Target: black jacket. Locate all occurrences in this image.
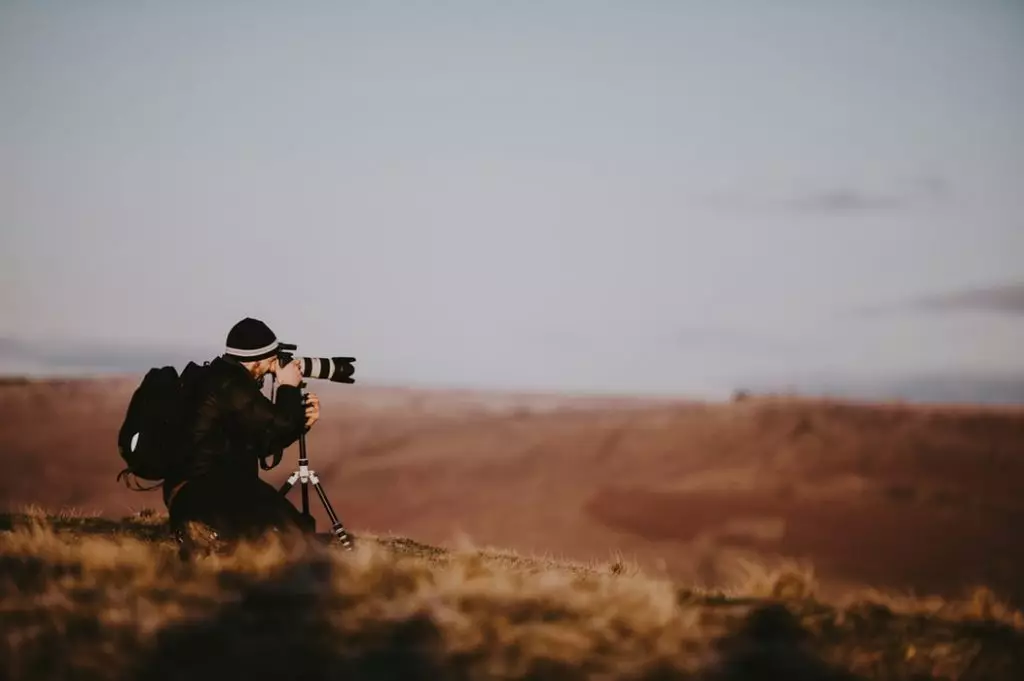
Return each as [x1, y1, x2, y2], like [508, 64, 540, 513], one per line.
[165, 356, 306, 498]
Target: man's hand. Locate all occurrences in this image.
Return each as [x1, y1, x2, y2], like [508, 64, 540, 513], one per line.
[304, 392, 320, 428]
[276, 358, 303, 387]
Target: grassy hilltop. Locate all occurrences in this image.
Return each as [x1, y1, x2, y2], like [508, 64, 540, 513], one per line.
[1, 508, 1022, 681]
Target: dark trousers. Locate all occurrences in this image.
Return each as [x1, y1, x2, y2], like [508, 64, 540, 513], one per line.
[167, 473, 313, 542]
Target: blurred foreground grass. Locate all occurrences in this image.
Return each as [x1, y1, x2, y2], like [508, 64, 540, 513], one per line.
[1, 507, 1023, 680]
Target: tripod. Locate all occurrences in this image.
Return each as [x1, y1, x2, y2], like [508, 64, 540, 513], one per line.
[273, 381, 354, 550]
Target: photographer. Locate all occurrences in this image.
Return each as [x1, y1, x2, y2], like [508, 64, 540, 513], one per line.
[163, 317, 321, 547]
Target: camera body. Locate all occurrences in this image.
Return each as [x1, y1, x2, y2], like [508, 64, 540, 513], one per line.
[276, 342, 357, 384]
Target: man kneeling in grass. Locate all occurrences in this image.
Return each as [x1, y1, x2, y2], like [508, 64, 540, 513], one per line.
[163, 318, 321, 554]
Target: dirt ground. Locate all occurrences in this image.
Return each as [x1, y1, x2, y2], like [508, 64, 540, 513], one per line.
[2, 375, 1023, 606]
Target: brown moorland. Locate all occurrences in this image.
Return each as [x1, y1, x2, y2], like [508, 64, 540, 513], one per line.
[1, 375, 1023, 610]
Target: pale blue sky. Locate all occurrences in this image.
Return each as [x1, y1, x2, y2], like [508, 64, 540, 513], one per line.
[2, 1, 1023, 397]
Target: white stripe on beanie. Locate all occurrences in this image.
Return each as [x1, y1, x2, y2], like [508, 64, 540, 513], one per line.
[225, 340, 279, 358]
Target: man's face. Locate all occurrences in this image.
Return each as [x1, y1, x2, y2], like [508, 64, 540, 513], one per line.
[262, 356, 280, 378]
[248, 356, 279, 380]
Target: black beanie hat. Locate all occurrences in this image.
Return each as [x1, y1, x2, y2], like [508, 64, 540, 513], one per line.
[224, 317, 279, 362]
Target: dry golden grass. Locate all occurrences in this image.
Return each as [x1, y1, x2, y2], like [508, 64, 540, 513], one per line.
[1, 510, 1023, 680]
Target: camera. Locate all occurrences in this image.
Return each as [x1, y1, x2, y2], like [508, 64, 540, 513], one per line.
[275, 342, 356, 384]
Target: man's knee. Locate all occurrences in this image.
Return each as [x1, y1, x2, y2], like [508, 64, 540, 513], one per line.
[263, 499, 314, 534]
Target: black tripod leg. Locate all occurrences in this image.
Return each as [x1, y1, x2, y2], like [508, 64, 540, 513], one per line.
[301, 479, 311, 516]
[278, 472, 317, 536]
[293, 430, 313, 521]
[279, 472, 299, 495]
[309, 471, 354, 550]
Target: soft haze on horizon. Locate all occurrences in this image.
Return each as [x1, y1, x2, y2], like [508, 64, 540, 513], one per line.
[2, 1, 1023, 398]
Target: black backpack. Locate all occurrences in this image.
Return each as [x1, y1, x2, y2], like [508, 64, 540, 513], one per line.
[116, 361, 207, 491]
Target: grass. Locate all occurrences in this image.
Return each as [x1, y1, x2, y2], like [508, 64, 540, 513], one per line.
[1, 509, 1023, 680]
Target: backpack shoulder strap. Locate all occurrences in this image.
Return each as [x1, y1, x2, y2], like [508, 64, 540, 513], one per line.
[116, 468, 163, 491]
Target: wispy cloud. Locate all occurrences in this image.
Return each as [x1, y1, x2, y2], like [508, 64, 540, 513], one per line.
[784, 189, 908, 214]
[910, 282, 1024, 315]
[851, 281, 1024, 319]
[699, 174, 950, 216]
